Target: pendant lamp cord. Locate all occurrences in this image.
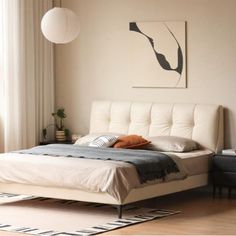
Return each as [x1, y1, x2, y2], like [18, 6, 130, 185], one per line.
[60, 0, 62, 7]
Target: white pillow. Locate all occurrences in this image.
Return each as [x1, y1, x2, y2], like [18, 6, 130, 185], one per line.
[147, 136, 199, 152]
[74, 133, 123, 146]
[89, 135, 118, 148]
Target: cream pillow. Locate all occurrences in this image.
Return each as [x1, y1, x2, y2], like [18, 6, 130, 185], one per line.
[74, 133, 123, 146]
[147, 136, 199, 152]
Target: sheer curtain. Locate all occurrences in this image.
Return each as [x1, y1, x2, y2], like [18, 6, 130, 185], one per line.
[0, 0, 54, 152]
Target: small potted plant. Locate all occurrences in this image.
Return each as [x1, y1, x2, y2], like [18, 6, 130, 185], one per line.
[52, 108, 68, 142]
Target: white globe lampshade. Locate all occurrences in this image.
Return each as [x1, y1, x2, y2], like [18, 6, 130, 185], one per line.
[41, 7, 80, 44]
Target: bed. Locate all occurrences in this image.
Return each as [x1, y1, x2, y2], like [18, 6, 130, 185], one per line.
[0, 101, 224, 218]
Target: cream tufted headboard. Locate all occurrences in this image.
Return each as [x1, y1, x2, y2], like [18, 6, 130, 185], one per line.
[89, 101, 224, 152]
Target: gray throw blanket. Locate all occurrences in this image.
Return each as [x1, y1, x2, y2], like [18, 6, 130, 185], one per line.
[17, 144, 179, 184]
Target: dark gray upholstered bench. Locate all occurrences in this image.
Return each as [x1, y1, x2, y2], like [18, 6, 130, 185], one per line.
[213, 154, 236, 198]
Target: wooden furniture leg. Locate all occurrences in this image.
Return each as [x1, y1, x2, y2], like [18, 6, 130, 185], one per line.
[228, 188, 232, 198]
[213, 185, 216, 198]
[219, 187, 222, 198]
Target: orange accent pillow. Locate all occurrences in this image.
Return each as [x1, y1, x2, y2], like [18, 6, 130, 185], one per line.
[113, 135, 151, 149]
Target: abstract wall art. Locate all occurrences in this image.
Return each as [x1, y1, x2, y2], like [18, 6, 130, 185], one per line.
[129, 21, 186, 88]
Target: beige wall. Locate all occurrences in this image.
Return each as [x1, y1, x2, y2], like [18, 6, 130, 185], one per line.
[55, 0, 236, 148]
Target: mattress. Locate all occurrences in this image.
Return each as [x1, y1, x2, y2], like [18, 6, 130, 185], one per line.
[0, 149, 212, 202]
[172, 149, 214, 176]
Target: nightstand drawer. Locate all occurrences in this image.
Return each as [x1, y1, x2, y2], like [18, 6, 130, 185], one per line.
[214, 155, 236, 172]
[214, 171, 236, 186]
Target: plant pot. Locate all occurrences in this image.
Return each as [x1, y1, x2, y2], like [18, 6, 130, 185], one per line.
[56, 130, 66, 142]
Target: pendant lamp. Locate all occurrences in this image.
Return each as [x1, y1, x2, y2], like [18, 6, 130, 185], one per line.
[41, 7, 80, 44]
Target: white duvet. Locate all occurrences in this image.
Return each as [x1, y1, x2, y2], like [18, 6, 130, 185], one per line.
[0, 152, 186, 202]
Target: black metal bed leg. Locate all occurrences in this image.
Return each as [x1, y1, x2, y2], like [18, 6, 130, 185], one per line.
[117, 205, 123, 219]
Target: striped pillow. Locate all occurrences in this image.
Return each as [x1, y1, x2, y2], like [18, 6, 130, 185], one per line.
[89, 135, 118, 148]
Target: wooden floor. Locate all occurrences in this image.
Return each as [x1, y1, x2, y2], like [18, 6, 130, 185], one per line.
[104, 187, 236, 235]
[1, 187, 236, 235]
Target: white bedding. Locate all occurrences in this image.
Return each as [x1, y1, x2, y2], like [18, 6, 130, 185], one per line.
[169, 149, 213, 176]
[0, 151, 188, 202]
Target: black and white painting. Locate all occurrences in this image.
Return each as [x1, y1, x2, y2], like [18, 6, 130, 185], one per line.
[129, 21, 186, 88]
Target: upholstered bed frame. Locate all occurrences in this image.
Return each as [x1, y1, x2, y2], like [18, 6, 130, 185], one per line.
[0, 101, 224, 218]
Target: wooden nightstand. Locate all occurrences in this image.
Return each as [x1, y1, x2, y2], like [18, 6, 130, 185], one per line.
[213, 154, 236, 198]
[39, 140, 73, 145]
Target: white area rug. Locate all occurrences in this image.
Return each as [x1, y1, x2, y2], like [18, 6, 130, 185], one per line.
[0, 193, 180, 235]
